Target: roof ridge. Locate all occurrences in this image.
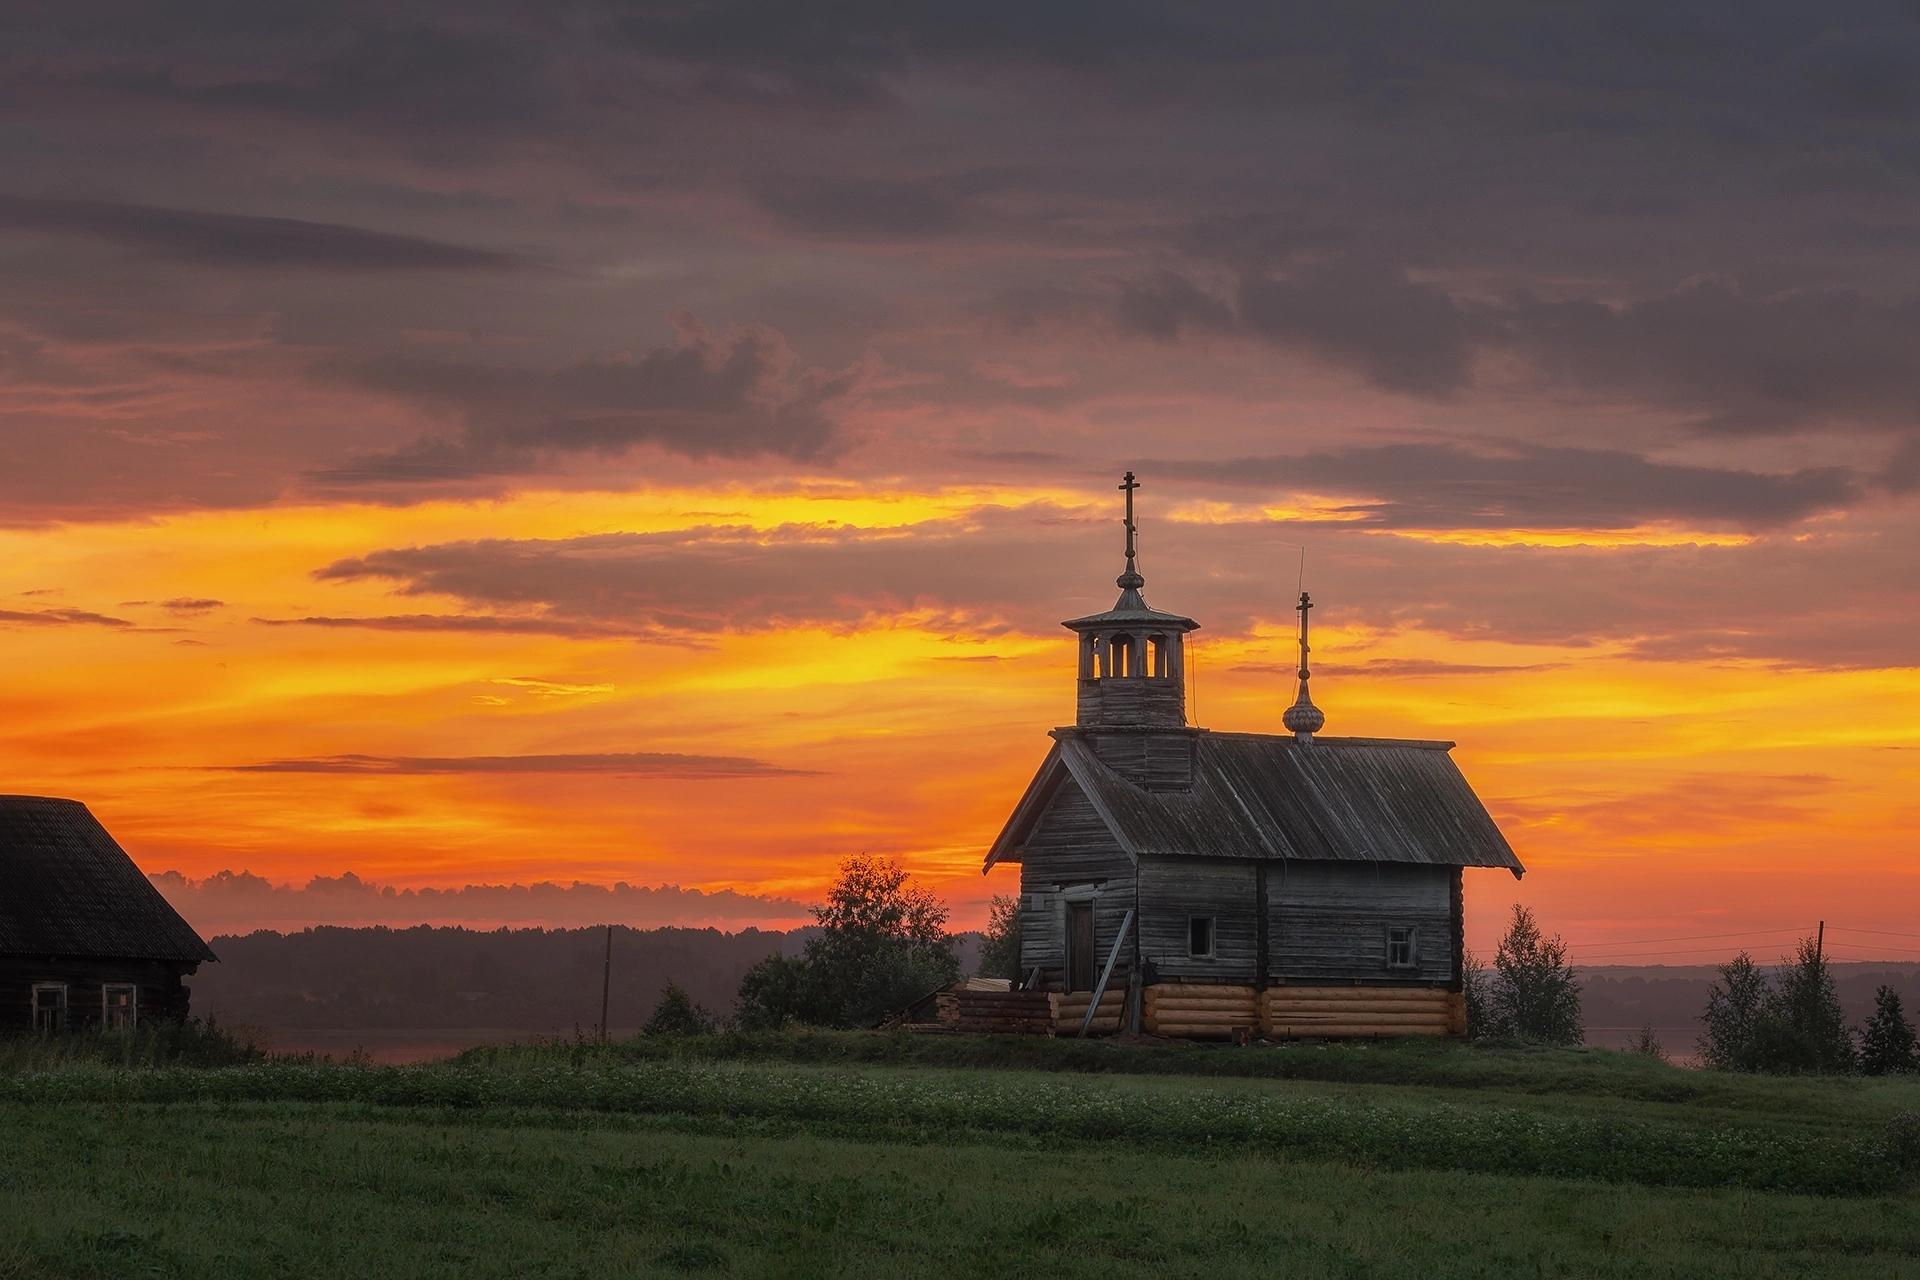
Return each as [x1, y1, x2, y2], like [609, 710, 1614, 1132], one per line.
[1204, 732, 1457, 750]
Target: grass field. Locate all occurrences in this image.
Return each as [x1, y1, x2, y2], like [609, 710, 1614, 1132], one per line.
[1, 1032, 1915, 1278]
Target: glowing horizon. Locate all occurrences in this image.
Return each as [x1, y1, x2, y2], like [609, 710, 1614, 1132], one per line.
[3, 480, 1914, 963]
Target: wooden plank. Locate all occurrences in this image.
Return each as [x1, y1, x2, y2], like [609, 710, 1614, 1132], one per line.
[1079, 907, 1134, 1038]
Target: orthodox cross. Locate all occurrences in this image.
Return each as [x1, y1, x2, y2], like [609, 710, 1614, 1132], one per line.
[1295, 590, 1313, 681]
[1119, 470, 1140, 566]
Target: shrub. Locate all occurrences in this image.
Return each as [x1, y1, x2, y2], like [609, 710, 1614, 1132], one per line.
[1859, 986, 1918, 1076]
[1698, 952, 1768, 1072]
[643, 984, 715, 1036]
[1629, 1025, 1669, 1064]
[1752, 938, 1854, 1075]
[1461, 949, 1492, 1039]
[732, 854, 959, 1029]
[978, 894, 1022, 982]
[1481, 905, 1582, 1045]
[734, 954, 809, 1032]
[1880, 1111, 1920, 1175]
[1700, 941, 1859, 1075]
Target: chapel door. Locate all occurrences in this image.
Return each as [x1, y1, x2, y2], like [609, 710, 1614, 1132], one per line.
[1066, 902, 1096, 992]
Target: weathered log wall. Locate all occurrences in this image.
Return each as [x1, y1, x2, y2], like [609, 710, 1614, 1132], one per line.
[1016, 787, 1135, 992]
[0, 957, 194, 1032]
[1262, 985, 1465, 1038]
[1267, 862, 1453, 984]
[1143, 982, 1258, 1038]
[936, 988, 1055, 1036]
[1136, 982, 1464, 1039]
[1136, 857, 1257, 984]
[1052, 987, 1126, 1034]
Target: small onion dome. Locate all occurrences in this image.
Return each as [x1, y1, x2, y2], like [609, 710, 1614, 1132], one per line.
[1283, 691, 1325, 736]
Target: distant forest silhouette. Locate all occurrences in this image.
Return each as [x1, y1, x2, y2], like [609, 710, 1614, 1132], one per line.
[151, 870, 808, 935]
[186, 924, 1915, 1038]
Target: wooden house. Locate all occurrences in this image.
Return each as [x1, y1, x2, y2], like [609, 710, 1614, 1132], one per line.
[0, 796, 215, 1032]
[982, 475, 1523, 1039]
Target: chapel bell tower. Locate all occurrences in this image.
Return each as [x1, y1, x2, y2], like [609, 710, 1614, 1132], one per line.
[1062, 473, 1202, 756]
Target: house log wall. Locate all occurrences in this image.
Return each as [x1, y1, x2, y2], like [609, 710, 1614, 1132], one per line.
[0, 956, 195, 1032]
[1143, 982, 1257, 1037]
[1016, 787, 1135, 992]
[1263, 986, 1465, 1038]
[1131, 982, 1464, 1039]
[1266, 862, 1454, 984]
[1136, 857, 1258, 984]
[1076, 676, 1186, 732]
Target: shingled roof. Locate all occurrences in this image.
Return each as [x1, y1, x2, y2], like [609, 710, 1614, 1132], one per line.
[0, 796, 216, 963]
[985, 731, 1524, 876]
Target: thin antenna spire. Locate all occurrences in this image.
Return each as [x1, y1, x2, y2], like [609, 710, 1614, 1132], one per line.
[1281, 589, 1326, 742]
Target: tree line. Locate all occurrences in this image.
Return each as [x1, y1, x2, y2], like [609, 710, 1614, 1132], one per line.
[183, 855, 1917, 1075]
[1461, 905, 1918, 1075]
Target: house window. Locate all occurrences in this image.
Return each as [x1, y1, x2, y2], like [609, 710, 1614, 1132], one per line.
[30, 983, 67, 1034]
[103, 984, 138, 1031]
[1386, 927, 1417, 970]
[1188, 916, 1215, 958]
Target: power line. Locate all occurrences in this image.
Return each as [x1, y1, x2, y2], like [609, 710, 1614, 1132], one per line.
[1574, 944, 1786, 960]
[1563, 927, 1806, 949]
[1822, 942, 1920, 959]
[1829, 925, 1920, 942]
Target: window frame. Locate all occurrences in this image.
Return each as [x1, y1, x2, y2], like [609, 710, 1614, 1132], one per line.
[30, 982, 68, 1034]
[102, 983, 138, 1031]
[1385, 925, 1418, 971]
[1187, 915, 1216, 959]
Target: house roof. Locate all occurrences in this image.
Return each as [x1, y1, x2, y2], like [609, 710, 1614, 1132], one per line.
[0, 796, 216, 963]
[985, 731, 1524, 876]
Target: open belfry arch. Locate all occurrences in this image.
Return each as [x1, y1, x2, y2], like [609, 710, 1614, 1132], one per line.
[980, 472, 1524, 1039]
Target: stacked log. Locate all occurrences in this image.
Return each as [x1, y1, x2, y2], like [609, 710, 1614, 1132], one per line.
[1052, 987, 1126, 1035]
[1261, 986, 1460, 1039]
[937, 987, 1054, 1035]
[1144, 983, 1257, 1039]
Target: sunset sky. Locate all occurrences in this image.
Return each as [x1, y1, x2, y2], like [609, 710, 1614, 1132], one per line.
[3, 3, 1917, 960]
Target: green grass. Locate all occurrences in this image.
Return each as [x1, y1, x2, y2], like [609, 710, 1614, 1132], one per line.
[0, 1034, 1914, 1278]
[463, 1027, 1920, 1128]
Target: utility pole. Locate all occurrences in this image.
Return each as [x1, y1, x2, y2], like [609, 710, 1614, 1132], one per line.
[600, 923, 613, 1043]
[1815, 919, 1824, 966]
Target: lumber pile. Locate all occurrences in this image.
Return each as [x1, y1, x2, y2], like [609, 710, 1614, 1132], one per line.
[1144, 983, 1257, 1039]
[938, 987, 1054, 1036]
[1052, 987, 1126, 1035]
[1261, 986, 1460, 1039]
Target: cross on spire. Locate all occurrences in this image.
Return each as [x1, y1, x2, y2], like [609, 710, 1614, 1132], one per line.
[1116, 470, 1145, 591]
[1282, 589, 1327, 741]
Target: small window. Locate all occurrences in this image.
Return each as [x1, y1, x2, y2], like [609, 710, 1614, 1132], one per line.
[1149, 634, 1169, 678]
[103, 984, 138, 1031]
[31, 983, 67, 1034]
[1386, 927, 1417, 970]
[1188, 916, 1215, 958]
[1110, 635, 1135, 678]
